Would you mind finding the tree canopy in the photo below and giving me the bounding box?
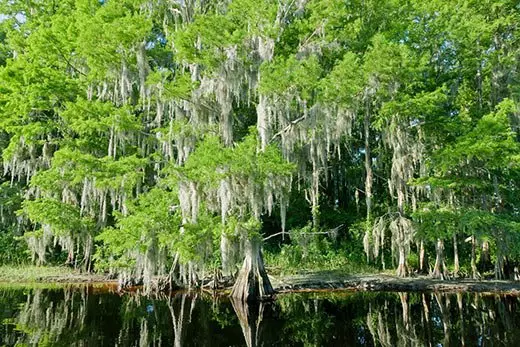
[1,0,519,288]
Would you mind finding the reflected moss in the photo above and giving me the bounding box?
[1,288,520,346]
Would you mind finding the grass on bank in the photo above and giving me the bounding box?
[0,265,82,283]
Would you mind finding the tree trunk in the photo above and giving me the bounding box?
[162,252,182,291]
[432,239,447,279]
[396,246,408,277]
[231,237,274,302]
[494,249,505,280]
[471,235,479,279]
[382,247,386,271]
[453,234,459,278]
[311,161,320,231]
[419,241,428,274]
[364,103,373,262]
[479,241,492,272]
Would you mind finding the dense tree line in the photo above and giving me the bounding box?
[0,0,519,296]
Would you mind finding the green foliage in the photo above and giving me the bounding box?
[0,0,519,283]
[95,187,181,270]
[23,198,89,235]
[259,56,322,100]
[0,231,27,265]
[265,224,375,274]
[319,52,363,104]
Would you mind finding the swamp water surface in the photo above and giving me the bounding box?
[0,285,519,346]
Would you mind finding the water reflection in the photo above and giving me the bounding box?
[231,298,271,347]
[1,286,520,346]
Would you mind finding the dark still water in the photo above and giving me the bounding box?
[1,286,519,346]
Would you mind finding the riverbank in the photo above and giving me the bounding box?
[2,266,520,295]
[0,265,114,284]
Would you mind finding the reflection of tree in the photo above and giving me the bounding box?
[118,292,196,346]
[230,298,265,347]
[367,301,392,347]
[420,293,433,347]
[276,294,333,347]
[433,292,451,346]
[456,293,465,347]
[3,287,520,346]
[10,287,101,346]
[395,292,420,346]
[166,293,197,347]
[366,292,520,347]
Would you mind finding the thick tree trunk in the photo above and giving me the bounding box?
[432,239,448,279]
[396,246,408,277]
[231,237,274,302]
